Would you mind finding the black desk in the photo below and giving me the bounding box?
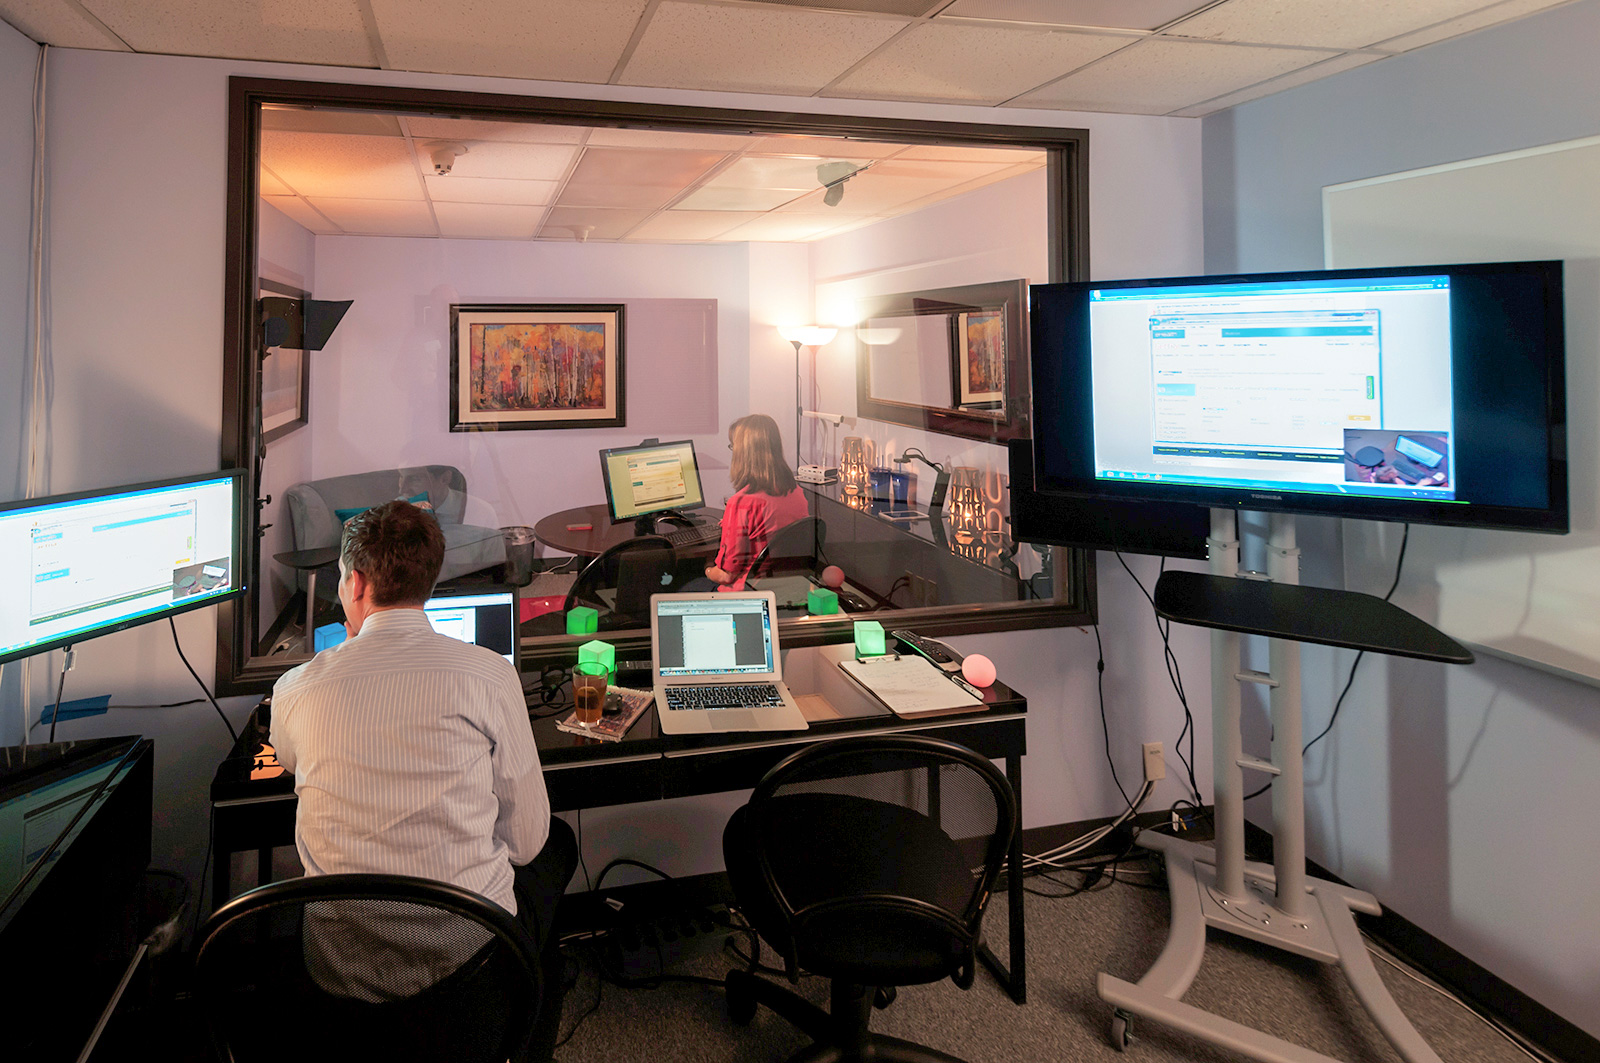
[211,651,1029,1002]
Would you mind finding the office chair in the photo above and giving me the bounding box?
[193,873,542,1063]
[723,734,1018,1063]
[521,535,678,635]
[749,516,827,580]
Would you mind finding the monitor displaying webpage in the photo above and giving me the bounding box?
[604,442,704,519]
[1088,275,1458,502]
[0,476,238,661]
[656,597,773,677]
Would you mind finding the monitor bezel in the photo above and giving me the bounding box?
[598,439,707,525]
[0,469,248,666]
[1028,260,1569,534]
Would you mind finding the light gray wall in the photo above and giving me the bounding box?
[1203,0,1600,1037]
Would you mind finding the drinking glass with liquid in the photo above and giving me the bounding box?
[573,661,610,729]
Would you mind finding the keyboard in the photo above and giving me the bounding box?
[664,683,783,710]
[664,521,721,548]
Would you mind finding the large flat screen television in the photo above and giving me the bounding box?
[0,470,247,665]
[1029,260,1568,533]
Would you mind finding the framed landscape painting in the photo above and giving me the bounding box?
[450,303,626,431]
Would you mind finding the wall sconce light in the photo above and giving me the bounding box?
[779,325,838,473]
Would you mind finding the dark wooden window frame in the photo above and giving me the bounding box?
[218,75,1095,695]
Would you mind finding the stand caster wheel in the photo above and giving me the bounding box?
[873,986,897,1009]
[1110,1009,1134,1051]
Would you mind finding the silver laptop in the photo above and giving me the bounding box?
[651,591,809,734]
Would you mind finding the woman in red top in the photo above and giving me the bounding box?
[705,413,810,592]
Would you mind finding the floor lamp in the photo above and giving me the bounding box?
[778,325,836,471]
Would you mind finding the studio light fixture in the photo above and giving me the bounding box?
[779,325,838,475]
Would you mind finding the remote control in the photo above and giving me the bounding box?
[891,629,963,671]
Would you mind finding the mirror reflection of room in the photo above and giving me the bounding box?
[250,102,1061,663]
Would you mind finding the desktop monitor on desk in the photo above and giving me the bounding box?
[600,439,707,535]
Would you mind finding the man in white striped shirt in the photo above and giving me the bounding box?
[272,500,576,1060]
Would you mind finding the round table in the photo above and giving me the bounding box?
[533,504,723,558]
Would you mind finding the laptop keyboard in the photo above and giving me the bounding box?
[664,521,722,548]
[664,683,783,710]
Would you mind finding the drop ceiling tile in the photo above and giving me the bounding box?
[867,159,1012,182]
[403,116,588,145]
[827,21,1134,104]
[81,0,378,65]
[674,185,809,211]
[1164,0,1493,50]
[539,207,655,241]
[307,197,437,237]
[1168,51,1384,116]
[1374,0,1571,53]
[371,0,648,82]
[776,170,987,214]
[586,128,757,152]
[751,135,909,159]
[706,155,869,192]
[894,144,1048,164]
[743,0,938,14]
[619,1,905,95]
[427,141,579,182]
[262,106,405,137]
[567,147,727,187]
[263,195,336,233]
[262,130,425,200]
[259,168,294,196]
[433,202,546,239]
[719,213,862,242]
[1010,36,1339,113]
[424,175,559,205]
[628,211,765,242]
[0,0,129,48]
[556,184,680,211]
[940,0,1211,31]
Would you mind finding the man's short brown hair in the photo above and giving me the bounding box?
[340,501,445,607]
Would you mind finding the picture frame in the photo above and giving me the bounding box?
[450,303,626,431]
[259,279,310,444]
[955,308,1006,408]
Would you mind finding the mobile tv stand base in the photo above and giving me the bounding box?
[1098,831,1443,1063]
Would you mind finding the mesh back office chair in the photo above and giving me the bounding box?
[723,735,1018,1063]
[193,873,542,1063]
[520,535,678,635]
[749,516,827,580]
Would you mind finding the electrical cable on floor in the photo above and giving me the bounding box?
[1021,778,1154,871]
[1115,553,1203,804]
[1245,524,1410,802]
[170,617,239,744]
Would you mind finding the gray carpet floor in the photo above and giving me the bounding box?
[551,864,1549,1063]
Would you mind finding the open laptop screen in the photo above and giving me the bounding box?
[424,587,518,669]
[656,597,774,677]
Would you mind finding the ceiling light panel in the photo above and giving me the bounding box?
[307,197,437,237]
[423,175,559,205]
[403,116,588,144]
[263,107,405,137]
[1011,36,1338,113]
[1375,0,1570,53]
[939,0,1211,31]
[0,0,130,49]
[430,141,579,182]
[1168,51,1382,116]
[263,196,336,233]
[81,0,379,66]
[619,1,906,95]
[1165,0,1496,51]
[566,147,729,188]
[627,211,766,242]
[262,131,425,200]
[674,185,810,212]
[433,202,547,239]
[539,207,656,241]
[556,184,681,211]
[370,0,649,82]
[827,21,1133,104]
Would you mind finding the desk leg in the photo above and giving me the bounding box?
[977,752,1026,1005]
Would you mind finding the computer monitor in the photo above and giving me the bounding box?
[0,471,247,666]
[313,584,520,672]
[599,439,706,534]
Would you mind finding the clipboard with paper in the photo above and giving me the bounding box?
[836,653,983,716]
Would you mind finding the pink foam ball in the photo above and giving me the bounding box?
[821,565,845,589]
[962,654,997,688]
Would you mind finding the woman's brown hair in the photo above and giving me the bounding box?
[729,413,797,496]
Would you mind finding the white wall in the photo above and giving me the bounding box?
[2,43,1205,903]
[1203,0,1600,1037]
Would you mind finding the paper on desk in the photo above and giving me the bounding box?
[837,654,982,715]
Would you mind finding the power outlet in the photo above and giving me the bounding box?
[1142,742,1166,782]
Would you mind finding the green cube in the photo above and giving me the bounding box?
[578,639,615,673]
[854,620,886,658]
[807,587,839,615]
[566,605,598,635]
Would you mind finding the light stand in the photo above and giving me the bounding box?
[778,326,836,472]
[1097,509,1471,1063]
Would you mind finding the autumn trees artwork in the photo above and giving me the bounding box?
[449,304,625,431]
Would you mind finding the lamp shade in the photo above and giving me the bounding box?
[778,325,837,347]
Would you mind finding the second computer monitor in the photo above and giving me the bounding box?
[600,439,706,531]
